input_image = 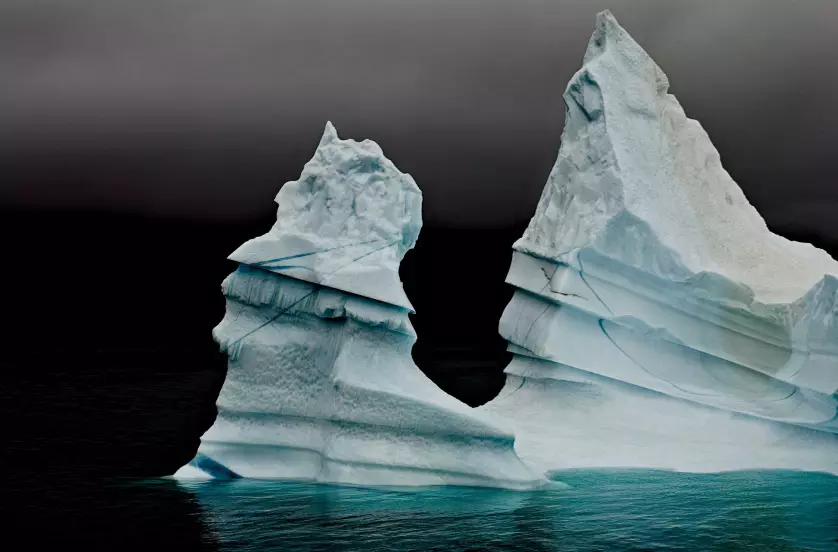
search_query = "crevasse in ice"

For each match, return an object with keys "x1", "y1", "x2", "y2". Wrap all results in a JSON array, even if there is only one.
[
  {"x1": 482, "y1": 11, "x2": 838, "y2": 475},
  {"x1": 174, "y1": 122, "x2": 542, "y2": 489}
]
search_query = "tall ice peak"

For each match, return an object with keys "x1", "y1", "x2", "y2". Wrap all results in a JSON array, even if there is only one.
[
  {"x1": 515, "y1": 11, "x2": 838, "y2": 306},
  {"x1": 583, "y1": 10, "x2": 669, "y2": 93},
  {"x1": 229, "y1": 122, "x2": 423, "y2": 311}
]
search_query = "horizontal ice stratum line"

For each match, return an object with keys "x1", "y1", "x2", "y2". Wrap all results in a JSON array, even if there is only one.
[
  {"x1": 174, "y1": 123, "x2": 542, "y2": 489},
  {"x1": 481, "y1": 10, "x2": 838, "y2": 476}
]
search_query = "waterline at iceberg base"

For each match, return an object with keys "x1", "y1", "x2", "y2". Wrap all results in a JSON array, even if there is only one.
[
  {"x1": 173, "y1": 123, "x2": 542, "y2": 489},
  {"x1": 482, "y1": 11, "x2": 838, "y2": 476},
  {"x1": 174, "y1": 471, "x2": 838, "y2": 552}
]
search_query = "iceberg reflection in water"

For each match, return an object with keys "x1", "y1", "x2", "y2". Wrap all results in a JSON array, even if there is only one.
[{"x1": 177, "y1": 470, "x2": 838, "y2": 551}]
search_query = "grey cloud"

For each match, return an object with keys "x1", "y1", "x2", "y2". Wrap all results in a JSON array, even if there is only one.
[{"x1": 1, "y1": 0, "x2": 836, "y2": 230}]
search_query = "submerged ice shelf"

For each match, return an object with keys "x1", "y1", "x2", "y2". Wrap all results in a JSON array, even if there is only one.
[
  {"x1": 482, "y1": 11, "x2": 838, "y2": 475},
  {"x1": 174, "y1": 123, "x2": 541, "y2": 489}
]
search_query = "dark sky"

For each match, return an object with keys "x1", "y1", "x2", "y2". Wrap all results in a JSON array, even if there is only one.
[{"x1": 2, "y1": 0, "x2": 837, "y2": 233}]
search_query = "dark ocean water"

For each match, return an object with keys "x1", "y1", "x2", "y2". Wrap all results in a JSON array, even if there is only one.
[
  {"x1": 9, "y1": 469, "x2": 838, "y2": 551},
  {"x1": 5, "y1": 346, "x2": 838, "y2": 551},
  {"x1": 5, "y1": 361, "x2": 838, "y2": 551}
]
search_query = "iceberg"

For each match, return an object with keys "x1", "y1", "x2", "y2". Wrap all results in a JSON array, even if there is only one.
[
  {"x1": 482, "y1": 11, "x2": 838, "y2": 475},
  {"x1": 174, "y1": 123, "x2": 541, "y2": 489}
]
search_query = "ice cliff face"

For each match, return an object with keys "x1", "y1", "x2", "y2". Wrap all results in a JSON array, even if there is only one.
[
  {"x1": 514, "y1": 10, "x2": 838, "y2": 395},
  {"x1": 483, "y1": 11, "x2": 838, "y2": 476},
  {"x1": 174, "y1": 123, "x2": 541, "y2": 489}
]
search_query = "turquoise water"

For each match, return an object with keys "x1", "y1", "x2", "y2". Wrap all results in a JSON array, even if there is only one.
[{"x1": 163, "y1": 470, "x2": 838, "y2": 551}]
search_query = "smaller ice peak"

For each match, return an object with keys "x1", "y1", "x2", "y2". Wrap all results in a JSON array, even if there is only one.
[
  {"x1": 230, "y1": 122, "x2": 422, "y2": 311},
  {"x1": 279, "y1": 121, "x2": 421, "y2": 258},
  {"x1": 515, "y1": 10, "x2": 838, "y2": 309}
]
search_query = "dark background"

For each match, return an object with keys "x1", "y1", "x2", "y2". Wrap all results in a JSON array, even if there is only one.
[
  {"x1": 2, "y1": 209, "x2": 524, "y2": 473},
  {"x1": 2, "y1": 3, "x2": 838, "y2": 544}
]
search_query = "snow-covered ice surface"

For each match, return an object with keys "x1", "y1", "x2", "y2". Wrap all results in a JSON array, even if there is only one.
[
  {"x1": 482, "y1": 11, "x2": 838, "y2": 476},
  {"x1": 174, "y1": 124, "x2": 542, "y2": 490}
]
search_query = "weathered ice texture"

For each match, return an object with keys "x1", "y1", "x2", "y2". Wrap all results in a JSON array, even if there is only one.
[
  {"x1": 229, "y1": 121, "x2": 422, "y2": 311},
  {"x1": 483, "y1": 11, "x2": 838, "y2": 476},
  {"x1": 174, "y1": 123, "x2": 541, "y2": 489}
]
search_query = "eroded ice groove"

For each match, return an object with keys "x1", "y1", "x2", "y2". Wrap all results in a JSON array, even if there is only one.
[
  {"x1": 174, "y1": 124, "x2": 541, "y2": 490},
  {"x1": 482, "y1": 11, "x2": 838, "y2": 475},
  {"x1": 486, "y1": 356, "x2": 838, "y2": 475}
]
